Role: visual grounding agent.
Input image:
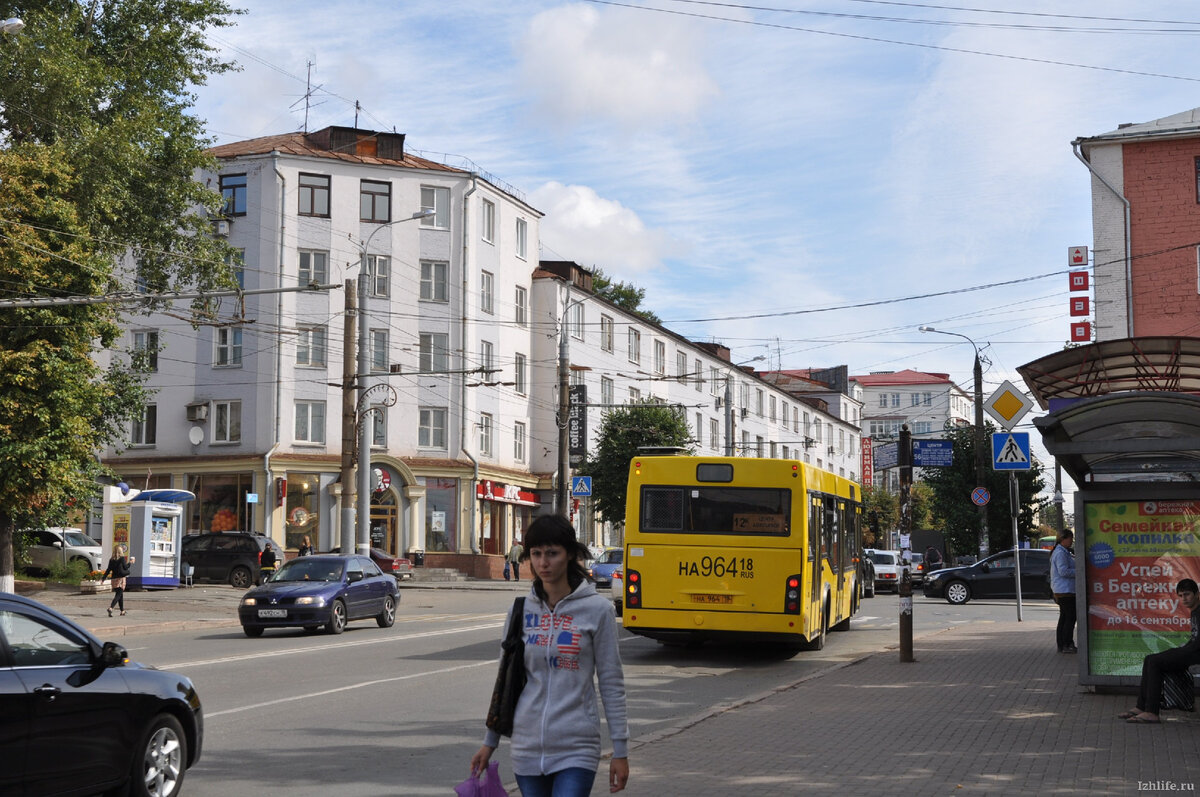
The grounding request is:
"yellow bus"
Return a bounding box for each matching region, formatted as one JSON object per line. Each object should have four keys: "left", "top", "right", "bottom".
{"left": 619, "top": 454, "right": 863, "bottom": 650}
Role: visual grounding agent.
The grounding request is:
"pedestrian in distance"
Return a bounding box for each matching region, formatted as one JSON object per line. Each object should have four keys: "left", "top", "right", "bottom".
{"left": 260, "top": 542, "right": 278, "bottom": 583}
{"left": 1050, "top": 530, "right": 1077, "bottom": 653}
{"left": 101, "top": 544, "right": 133, "bottom": 617}
{"left": 924, "top": 545, "right": 943, "bottom": 574}
{"left": 507, "top": 537, "right": 524, "bottom": 581}
{"left": 1121, "top": 578, "right": 1200, "bottom": 724}
{"left": 297, "top": 535, "right": 313, "bottom": 557}
{"left": 470, "top": 514, "right": 630, "bottom": 795}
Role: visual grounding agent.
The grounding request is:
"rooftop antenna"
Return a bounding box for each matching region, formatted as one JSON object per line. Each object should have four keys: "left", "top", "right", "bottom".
{"left": 355, "top": 100, "right": 361, "bottom": 129}
{"left": 289, "top": 61, "right": 324, "bottom": 134}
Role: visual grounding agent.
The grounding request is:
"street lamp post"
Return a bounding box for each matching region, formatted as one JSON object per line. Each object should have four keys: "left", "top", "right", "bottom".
{"left": 918, "top": 325, "right": 989, "bottom": 559}
{"left": 557, "top": 293, "right": 585, "bottom": 518}
{"left": 353, "top": 209, "right": 435, "bottom": 554}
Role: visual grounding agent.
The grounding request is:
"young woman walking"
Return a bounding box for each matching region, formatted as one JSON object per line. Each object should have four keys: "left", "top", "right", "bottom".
{"left": 470, "top": 514, "right": 630, "bottom": 795}
{"left": 101, "top": 544, "right": 133, "bottom": 617}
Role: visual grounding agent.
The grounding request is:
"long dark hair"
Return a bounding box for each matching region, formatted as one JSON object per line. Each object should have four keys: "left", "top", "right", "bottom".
{"left": 523, "top": 514, "right": 591, "bottom": 602}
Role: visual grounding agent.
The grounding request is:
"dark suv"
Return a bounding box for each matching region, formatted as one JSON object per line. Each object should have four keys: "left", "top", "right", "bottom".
{"left": 181, "top": 531, "right": 276, "bottom": 588}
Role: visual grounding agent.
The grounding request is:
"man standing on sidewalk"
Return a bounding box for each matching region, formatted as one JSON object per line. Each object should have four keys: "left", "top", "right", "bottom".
{"left": 1123, "top": 578, "right": 1200, "bottom": 724}
{"left": 506, "top": 538, "right": 524, "bottom": 581}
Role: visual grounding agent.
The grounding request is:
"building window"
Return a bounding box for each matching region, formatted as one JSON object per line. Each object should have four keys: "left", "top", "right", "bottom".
{"left": 913, "top": 421, "right": 933, "bottom": 434}
{"left": 515, "top": 286, "right": 528, "bottom": 327}
{"left": 756, "top": 436, "right": 765, "bottom": 458}
{"left": 480, "top": 340, "right": 494, "bottom": 376}
{"left": 782, "top": 402, "right": 789, "bottom": 428}
{"left": 770, "top": 396, "right": 777, "bottom": 423}
{"left": 372, "top": 406, "right": 387, "bottom": 448}
{"left": 515, "top": 218, "right": 528, "bottom": 259}
{"left": 514, "top": 353, "right": 527, "bottom": 394}
{"left": 220, "top": 173, "right": 246, "bottom": 215}
{"left": 676, "top": 351, "right": 687, "bottom": 383}
{"left": 214, "top": 328, "right": 242, "bottom": 367}
{"left": 294, "top": 400, "right": 326, "bottom": 444}
{"left": 479, "top": 413, "right": 493, "bottom": 456}
{"left": 298, "top": 173, "right": 330, "bottom": 217}
{"left": 629, "top": 386, "right": 641, "bottom": 404}
{"left": 420, "top": 332, "right": 449, "bottom": 372}
{"left": 710, "top": 418, "right": 719, "bottom": 450}
{"left": 878, "top": 394, "right": 888, "bottom": 408}
{"left": 481, "top": 198, "right": 495, "bottom": 243}
{"left": 710, "top": 367, "right": 721, "bottom": 397}
{"left": 569, "top": 302, "right": 584, "bottom": 340}
{"left": 214, "top": 400, "right": 241, "bottom": 443}
{"left": 419, "top": 408, "right": 448, "bottom": 449}
{"left": 514, "top": 422, "right": 526, "bottom": 462}
{"left": 600, "top": 315, "right": 614, "bottom": 352}
{"left": 371, "top": 329, "right": 389, "bottom": 372}
{"left": 601, "top": 376, "right": 614, "bottom": 407}
{"left": 628, "top": 328, "right": 641, "bottom": 364}
{"left": 133, "top": 330, "right": 159, "bottom": 372}
{"left": 225, "top": 249, "right": 245, "bottom": 289}
{"left": 299, "top": 250, "right": 328, "bottom": 286}
{"left": 756, "top": 389, "right": 764, "bottom": 417}
{"left": 481, "top": 271, "right": 494, "bottom": 314}
{"left": 296, "top": 326, "right": 327, "bottom": 367}
{"left": 360, "top": 179, "right": 391, "bottom": 222}
{"left": 654, "top": 340, "right": 666, "bottom": 375}
{"left": 891, "top": 393, "right": 901, "bottom": 408}
{"left": 367, "top": 255, "right": 389, "bottom": 297}
{"left": 695, "top": 359, "right": 703, "bottom": 392}
{"left": 420, "top": 260, "right": 449, "bottom": 302}
{"left": 421, "top": 186, "right": 450, "bottom": 228}
{"left": 131, "top": 404, "right": 156, "bottom": 446}
{"left": 923, "top": 392, "right": 932, "bottom": 406}
{"left": 911, "top": 393, "right": 921, "bottom": 406}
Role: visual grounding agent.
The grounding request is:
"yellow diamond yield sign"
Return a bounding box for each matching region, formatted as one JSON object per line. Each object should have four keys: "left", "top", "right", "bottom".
{"left": 983, "top": 380, "right": 1034, "bottom": 430}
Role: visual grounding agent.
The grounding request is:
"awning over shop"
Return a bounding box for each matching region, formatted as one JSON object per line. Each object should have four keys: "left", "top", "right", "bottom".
{"left": 1032, "top": 392, "right": 1200, "bottom": 484}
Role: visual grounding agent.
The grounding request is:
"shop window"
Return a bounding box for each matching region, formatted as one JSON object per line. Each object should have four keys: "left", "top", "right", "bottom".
{"left": 187, "top": 472, "right": 253, "bottom": 534}
{"left": 285, "top": 472, "right": 320, "bottom": 551}
{"left": 423, "top": 477, "right": 458, "bottom": 552}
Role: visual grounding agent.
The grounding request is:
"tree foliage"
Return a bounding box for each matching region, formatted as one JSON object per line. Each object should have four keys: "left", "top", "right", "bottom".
{"left": 920, "top": 424, "right": 1046, "bottom": 560}
{"left": 0, "top": 0, "right": 239, "bottom": 589}
{"left": 581, "top": 405, "right": 693, "bottom": 526}
{"left": 591, "top": 267, "right": 662, "bottom": 324}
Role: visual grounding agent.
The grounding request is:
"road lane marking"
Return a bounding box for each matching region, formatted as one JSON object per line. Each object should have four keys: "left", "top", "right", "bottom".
{"left": 159, "top": 620, "right": 504, "bottom": 669}
{"left": 204, "top": 660, "right": 495, "bottom": 719}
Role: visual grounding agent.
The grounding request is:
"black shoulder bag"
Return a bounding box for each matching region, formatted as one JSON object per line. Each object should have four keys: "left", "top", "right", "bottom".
{"left": 485, "top": 597, "right": 527, "bottom": 737}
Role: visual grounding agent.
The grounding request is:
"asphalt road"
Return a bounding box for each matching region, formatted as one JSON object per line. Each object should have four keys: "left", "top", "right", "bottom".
{"left": 115, "top": 590, "right": 1056, "bottom": 796}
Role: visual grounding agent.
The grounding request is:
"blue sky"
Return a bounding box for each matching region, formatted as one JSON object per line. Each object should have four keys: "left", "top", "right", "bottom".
{"left": 194, "top": 1, "right": 1200, "bottom": 499}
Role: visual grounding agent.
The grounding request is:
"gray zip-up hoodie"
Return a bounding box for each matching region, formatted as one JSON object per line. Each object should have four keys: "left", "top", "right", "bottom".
{"left": 483, "top": 580, "right": 629, "bottom": 776}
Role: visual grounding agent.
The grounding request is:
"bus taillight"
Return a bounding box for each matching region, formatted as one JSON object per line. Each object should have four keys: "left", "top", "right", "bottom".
{"left": 625, "top": 570, "right": 641, "bottom": 609}
{"left": 784, "top": 575, "right": 801, "bottom": 614}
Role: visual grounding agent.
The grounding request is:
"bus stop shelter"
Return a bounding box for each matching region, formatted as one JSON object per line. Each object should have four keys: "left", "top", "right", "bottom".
{"left": 1018, "top": 338, "right": 1200, "bottom": 688}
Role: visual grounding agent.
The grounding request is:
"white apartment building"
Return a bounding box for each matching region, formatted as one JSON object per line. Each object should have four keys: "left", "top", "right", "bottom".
{"left": 851, "top": 369, "right": 972, "bottom": 489}
{"left": 102, "top": 127, "right": 865, "bottom": 571}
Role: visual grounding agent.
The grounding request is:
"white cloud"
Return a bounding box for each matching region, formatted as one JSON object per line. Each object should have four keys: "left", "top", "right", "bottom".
{"left": 518, "top": 4, "right": 719, "bottom": 129}
{"left": 531, "top": 181, "right": 677, "bottom": 273}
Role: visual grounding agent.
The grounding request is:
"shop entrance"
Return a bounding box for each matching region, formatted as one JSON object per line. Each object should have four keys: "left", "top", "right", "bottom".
{"left": 371, "top": 489, "right": 399, "bottom": 555}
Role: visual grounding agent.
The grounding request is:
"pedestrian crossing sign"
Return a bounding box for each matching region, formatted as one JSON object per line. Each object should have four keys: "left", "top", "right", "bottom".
{"left": 571, "top": 476, "right": 593, "bottom": 497}
{"left": 991, "top": 432, "right": 1031, "bottom": 471}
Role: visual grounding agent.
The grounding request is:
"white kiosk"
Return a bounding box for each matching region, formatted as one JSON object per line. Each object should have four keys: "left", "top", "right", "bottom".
{"left": 105, "top": 488, "right": 196, "bottom": 590}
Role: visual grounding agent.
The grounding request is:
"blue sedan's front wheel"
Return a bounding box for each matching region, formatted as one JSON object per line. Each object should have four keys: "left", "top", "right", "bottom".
{"left": 377, "top": 595, "right": 396, "bottom": 628}
{"left": 326, "top": 599, "right": 347, "bottom": 635}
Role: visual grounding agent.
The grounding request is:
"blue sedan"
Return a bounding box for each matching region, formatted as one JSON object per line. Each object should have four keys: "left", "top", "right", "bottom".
{"left": 588, "top": 548, "right": 623, "bottom": 589}
{"left": 238, "top": 554, "right": 399, "bottom": 637}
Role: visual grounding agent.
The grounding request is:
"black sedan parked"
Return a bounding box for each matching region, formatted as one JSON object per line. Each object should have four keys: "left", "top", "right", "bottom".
{"left": 238, "top": 553, "right": 400, "bottom": 636}
{"left": 0, "top": 592, "right": 203, "bottom": 797}
{"left": 923, "top": 548, "right": 1052, "bottom": 605}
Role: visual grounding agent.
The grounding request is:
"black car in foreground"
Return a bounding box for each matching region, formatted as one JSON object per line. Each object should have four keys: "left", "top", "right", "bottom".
{"left": 923, "top": 548, "right": 1052, "bottom": 605}
{"left": 0, "top": 592, "right": 203, "bottom": 797}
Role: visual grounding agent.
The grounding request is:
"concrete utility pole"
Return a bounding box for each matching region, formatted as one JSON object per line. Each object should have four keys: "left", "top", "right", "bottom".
{"left": 898, "top": 423, "right": 914, "bottom": 662}
{"left": 339, "top": 278, "right": 357, "bottom": 555}
{"left": 557, "top": 293, "right": 583, "bottom": 517}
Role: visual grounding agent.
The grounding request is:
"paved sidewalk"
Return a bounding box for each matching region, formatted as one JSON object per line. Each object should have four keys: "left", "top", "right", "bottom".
{"left": 619, "top": 619, "right": 1199, "bottom": 797}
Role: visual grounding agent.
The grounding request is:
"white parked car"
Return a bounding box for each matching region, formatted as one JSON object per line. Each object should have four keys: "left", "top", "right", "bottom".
{"left": 23, "top": 528, "right": 104, "bottom": 573}
{"left": 611, "top": 568, "right": 624, "bottom": 617}
{"left": 865, "top": 549, "right": 903, "bottom": 594}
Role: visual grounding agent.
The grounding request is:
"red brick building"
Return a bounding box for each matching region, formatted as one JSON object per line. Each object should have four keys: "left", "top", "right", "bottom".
{"left": 1074, "top": 108, "right": 1200, "bottom": 341}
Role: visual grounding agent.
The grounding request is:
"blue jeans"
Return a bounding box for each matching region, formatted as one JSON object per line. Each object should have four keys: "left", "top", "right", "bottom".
{"left": 515, "top": 768, "right": 596, "bottom": 797}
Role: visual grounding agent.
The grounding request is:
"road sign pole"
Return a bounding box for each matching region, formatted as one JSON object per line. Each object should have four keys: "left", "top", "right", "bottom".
{"left": 899, "top": 424, "right": 914, "bottom": 663}
{"left": 1010, "top": 473, "right": 1023, "bottom": 622}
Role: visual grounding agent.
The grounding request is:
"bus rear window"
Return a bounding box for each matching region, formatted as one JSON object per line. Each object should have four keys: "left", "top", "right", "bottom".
{"left": 640, "top": 486, "right": 790, "bottom": 536}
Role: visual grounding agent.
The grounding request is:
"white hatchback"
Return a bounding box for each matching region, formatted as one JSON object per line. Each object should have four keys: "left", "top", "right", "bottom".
{"left": 865, "top": 548, "right": 904, "bottom": 594}
{"left": 611, "top": 568, "right": 624, "bottom": 617}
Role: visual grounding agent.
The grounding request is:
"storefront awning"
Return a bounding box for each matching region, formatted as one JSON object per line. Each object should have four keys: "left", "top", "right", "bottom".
{"left": 127, "top": 489, "right": 197, "bottom": 504}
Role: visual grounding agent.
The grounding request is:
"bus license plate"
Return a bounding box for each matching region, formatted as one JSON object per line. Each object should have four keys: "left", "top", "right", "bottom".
{"left": 257, "top": 609, "right": 287, "bottom": 618}
{"left": 691, "top": 594, "right": 732, "bottom": 604}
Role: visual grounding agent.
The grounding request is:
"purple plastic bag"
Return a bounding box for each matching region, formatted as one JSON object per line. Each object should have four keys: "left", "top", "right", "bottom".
{"left": 454, "top": 761, "right": 509, "bottom": 797}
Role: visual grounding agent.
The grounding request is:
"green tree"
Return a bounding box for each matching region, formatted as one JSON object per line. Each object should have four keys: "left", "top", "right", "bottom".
{"left": 920, "top": 424, "right": 1046, "bottom": 559}
{"left": 591, "top": 267, "right": 662, "bottom": 324}
{"left": 0, "top": 0, "right": 238, "bottom": 591}
{"left": 581, "top": 405, "right": 693, "bottom": 528}
{"left": 862, "top": 485, "right": 897, "bottom": 547}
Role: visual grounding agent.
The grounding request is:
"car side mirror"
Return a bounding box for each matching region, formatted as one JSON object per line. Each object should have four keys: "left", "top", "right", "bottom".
{"left": 101, "top": 641, "right": 127, "bottom": 667}
{"left": 53, "top": 541, "right": 63, "bottom": 549}
{"left": 348, "top": 571, "right": 363, "bottom": 583}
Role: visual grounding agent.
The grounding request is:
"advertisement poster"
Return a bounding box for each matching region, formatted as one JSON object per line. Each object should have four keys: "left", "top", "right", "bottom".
{"left": 1084, "top": 500, "right": 1200, "bottom": 676}
{"left": 113, "top": 509, "right": 130, "bottom": 547}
